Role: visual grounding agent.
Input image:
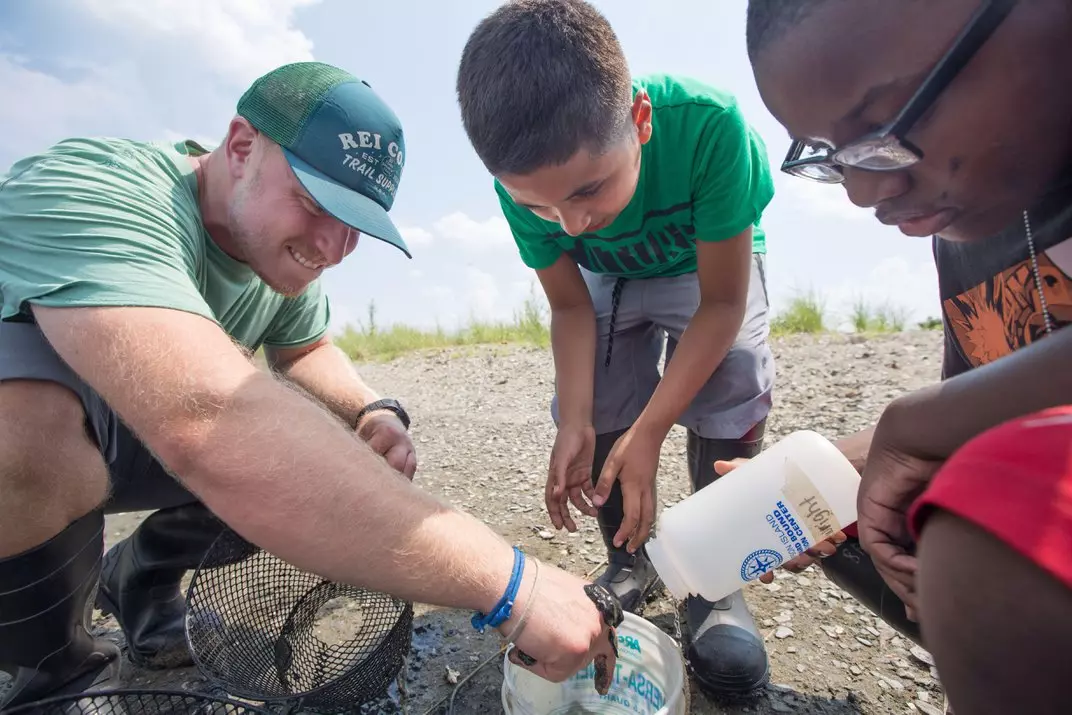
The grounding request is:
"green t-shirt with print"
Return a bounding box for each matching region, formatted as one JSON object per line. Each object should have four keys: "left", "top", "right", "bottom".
{"left": 0, "top": 136, "right": 329, "bottom": 350}
{"left": 497, "top": 74, "right": 775, "bottom": 279}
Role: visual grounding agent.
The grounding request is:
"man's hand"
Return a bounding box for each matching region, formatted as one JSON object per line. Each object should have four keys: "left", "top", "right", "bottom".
{"left": 357, "top": 411, "right": 417, "bottom": 479}
{"left": 592, "top": 426, "right": 663, "bottom": 552}
{"left": 502, "top": 565, "right": 619, "bottom": 688}
{"left": 546, "top": 423, "right": 597, "bottom": 532}
{"left": 856, "top": 415, "right": 942, "bottom": 620}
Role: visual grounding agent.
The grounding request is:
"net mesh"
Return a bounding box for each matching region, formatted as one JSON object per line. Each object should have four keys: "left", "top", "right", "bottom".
{"left": 1, "top": 689, "right": 270, "bottom": 714}
{"left": 236, "top": 62, "right": 356, "bottom": 147}
{"left": 185, "top": 528, "right": 412, "bottom": 713}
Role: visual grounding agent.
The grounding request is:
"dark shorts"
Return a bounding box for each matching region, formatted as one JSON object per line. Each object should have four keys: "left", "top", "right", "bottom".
{"left": 0, "top": 319, "right": 198, "bottom": 514}
{"left": 908, "top": 405, "right": 1072, "bottom": 592}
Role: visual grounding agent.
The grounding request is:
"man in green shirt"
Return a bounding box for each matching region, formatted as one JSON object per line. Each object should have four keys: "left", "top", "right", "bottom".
{"left": 0, "top": 61, "right": 617, "bottom": 707}
{"left": 457, "top": 0, "right": 777, "bottom": 699}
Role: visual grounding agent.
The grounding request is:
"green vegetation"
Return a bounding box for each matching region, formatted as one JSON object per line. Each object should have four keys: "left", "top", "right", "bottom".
{"left": 849, "top": 298, "right": 910, "bottom": 334}
{"left": 330, "top": 287, "right": 935, "bottom": 362}
{"left": 770, "top": 290, "right": 827, "bottom": 336}
{"left": 334, "top": 293, "right": 550, "bottom": 362}
{"left": 917, "top": 316, "right": 943, "bottom": 330}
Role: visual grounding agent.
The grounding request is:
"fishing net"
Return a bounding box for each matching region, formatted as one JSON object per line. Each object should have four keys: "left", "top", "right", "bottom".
{"left": 0, "top": 689, "right": 271, "bottom": 714}
{"left": 184, "top": 528, "right": 413, "bottom": 713}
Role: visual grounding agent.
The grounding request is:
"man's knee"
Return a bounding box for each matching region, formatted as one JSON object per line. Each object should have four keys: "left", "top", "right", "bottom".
{"left": 0, "top": 379, "right": 109, "bottom": 505}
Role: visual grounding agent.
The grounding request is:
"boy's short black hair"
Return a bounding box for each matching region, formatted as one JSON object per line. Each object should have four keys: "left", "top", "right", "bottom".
{"left": 456, "top": 0, "right": 634, "bottom": 177}
{"left": 745, "top": 0, "right": 835, "bottom": 61}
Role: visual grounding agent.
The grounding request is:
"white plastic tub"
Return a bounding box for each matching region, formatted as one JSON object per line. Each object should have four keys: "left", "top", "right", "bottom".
{"left": 501, "top": 612, "right": 687, "bottom": 714}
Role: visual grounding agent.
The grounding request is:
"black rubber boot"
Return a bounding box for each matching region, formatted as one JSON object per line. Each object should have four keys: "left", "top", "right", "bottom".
{"left": 819, "top": 535, "right": 922, "bottom": 645}
{"left": 590, "top": 429, "right": 662, "bottom": 614}
{"left": 682, "top": 424, "right": 770, "bottom": 700}
{"left": 95, "top": 502, "right": 226, "bottom": 670}
{"left": 0, "top": 511, "right": 122, "bottom": 709}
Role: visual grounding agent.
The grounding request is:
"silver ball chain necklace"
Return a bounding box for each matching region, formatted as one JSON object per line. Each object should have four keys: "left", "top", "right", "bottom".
{"left": 1022, "top": 209, "right": 1055, "bottom": 336}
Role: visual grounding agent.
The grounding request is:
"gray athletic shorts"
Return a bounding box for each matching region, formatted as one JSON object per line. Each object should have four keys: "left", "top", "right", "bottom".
{"left": 0, "top": 319, "right": 199, "bottom": 514}
{"left": 550, "top": 254, "right": 775, "bottom": 440}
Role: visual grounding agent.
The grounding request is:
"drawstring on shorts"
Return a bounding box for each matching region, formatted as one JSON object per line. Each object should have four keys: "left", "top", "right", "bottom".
{"left": 604, "top": 277, "right": 626, "bottom": 368}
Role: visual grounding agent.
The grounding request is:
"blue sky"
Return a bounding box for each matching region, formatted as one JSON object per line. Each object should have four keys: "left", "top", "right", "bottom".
{"left": 0, "top": 0, "right": 941, "bottom": 332}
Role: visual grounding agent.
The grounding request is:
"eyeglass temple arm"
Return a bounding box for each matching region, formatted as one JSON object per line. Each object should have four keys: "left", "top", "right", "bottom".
{"left": 891, "top": 0, "right": 1018, "bottom": 134}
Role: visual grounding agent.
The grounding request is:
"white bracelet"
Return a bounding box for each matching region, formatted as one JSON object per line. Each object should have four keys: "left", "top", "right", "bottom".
{"left": 503, "top": 557, "right": 541, "bottom": 647}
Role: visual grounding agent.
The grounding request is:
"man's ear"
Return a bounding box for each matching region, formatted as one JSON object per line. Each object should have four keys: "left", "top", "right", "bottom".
{"left": 631, "top": 91, "right": 653, "bottom": 145}
{"left": 223, "top": 117, "right": 261, "bottom": 179}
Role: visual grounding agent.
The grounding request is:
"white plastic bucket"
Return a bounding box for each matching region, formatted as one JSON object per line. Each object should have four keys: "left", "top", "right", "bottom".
{"left": 501, "top": 612, "right": 687, "bottom": 715}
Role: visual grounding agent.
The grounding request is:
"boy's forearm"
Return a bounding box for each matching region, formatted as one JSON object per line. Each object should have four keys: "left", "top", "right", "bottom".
{"left": 550, "top": 304, "right": 597, "bottom": 428}
{"left": 882, "top": 326, "right": 1072, "bottom": 460}
{"left": 635, "top": 299, "right": 743, "bottom": 437}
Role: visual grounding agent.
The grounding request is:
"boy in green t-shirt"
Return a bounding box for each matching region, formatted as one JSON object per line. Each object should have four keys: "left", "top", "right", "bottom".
{"left": 457, "top": 0, "right": 777, "bottom": 699}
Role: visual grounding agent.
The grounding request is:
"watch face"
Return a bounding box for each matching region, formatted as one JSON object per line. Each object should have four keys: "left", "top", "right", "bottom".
{"left": 376, "top": 399, "right": 409, "bottom": 428}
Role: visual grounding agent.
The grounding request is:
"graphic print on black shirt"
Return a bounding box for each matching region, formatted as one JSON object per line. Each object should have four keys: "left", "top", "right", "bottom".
{"left": 934, "top": 191, "right": 1072, "bottom": 379}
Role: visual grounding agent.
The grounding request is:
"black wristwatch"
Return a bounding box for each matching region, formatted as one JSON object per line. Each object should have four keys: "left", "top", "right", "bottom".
{"left": 353, "top": 398, "right": 411, "bottom": 431}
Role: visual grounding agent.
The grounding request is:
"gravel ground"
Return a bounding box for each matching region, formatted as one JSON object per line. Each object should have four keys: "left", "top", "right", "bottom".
{"left": 93, "top": 330, "right": 948, "bottom": 714}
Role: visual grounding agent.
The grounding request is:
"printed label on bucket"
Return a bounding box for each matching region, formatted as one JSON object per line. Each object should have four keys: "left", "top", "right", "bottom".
{"left": 503, "top": 612, "right": 684, "bottom": 715}
{"left": 565, "top": 662, "right": 667, "bottom": 714}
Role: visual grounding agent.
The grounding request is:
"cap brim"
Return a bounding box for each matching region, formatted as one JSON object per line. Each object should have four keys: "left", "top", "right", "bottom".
{"left": 282, "top": 148, "right": 411, "bottom": 259}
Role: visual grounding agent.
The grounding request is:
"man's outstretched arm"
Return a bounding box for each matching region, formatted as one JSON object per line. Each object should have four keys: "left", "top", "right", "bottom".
{"left": 35, "top": 304, "right": 495, "bottom": 605}
{"left": 33, "top": 303, "right": 619, "bottom": 684}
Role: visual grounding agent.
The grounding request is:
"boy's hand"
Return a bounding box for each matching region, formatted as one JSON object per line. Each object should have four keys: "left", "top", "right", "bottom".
{"left": 547, "top": 423, "right": 598, "bottom": 532}
{"left": 593, "top": 426, "right": 663, "bottom": 552}
{"left": 714, "top": 457, "right": 847, "bottom": 583}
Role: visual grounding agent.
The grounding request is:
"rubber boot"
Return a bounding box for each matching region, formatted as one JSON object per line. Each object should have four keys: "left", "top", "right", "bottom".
{"left": 819, "top": 535, "right": 922, "bottom": 645}
{"left": 0, "top": 511, "right": 122, "bottom": 709}
{"left": 590, "top": 429, "right": 662, "bottom": 614}
{"left": 95, "top": 502, "right": 226, "bottom": 670}
{"left": 682, "top": 426, "right": 770, "bottom": 700}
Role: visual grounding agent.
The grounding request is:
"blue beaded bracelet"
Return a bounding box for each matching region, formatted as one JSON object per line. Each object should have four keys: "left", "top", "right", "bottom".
{"left": 471, "top": 546, "right": 525, "bottom": 633}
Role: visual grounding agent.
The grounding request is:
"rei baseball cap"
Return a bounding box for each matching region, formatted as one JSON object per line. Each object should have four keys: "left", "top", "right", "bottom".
{"left": 237, "top": 62, "right": 410, "bottom": 258}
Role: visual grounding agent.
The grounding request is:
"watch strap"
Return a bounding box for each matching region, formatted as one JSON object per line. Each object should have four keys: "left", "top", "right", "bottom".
{"left": 353, "top": 398, "right": 410, "bottom": 430}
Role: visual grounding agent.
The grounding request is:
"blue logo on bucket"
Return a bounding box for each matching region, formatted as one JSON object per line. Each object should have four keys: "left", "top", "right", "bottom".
{"left": 740, "top": 549, "right": 783, "bottom": 581}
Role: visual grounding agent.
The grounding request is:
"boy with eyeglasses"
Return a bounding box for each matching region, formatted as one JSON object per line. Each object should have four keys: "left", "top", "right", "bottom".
{"left": 745, "top": 0, "right": 1072, "bottom": 712}
{"left": 456, "top": 0, "right": 781, "bottom": 700}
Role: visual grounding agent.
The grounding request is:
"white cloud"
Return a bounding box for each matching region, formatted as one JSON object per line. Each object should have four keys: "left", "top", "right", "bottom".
{"left": 399, "top": 226, "right": 434, "bottom": 247}
{"left": 432, "top": 211, "right": 514, "bottom": 251}
{"left": 776, "top": 173, "right": 874, "bottom": 223}
{"left": 0, "top": 55, "right": 141, "bottom": 162}
{"left": 421, "top": 284, "right": 455, "bottom": 302}
{"left": 78, "top": 0, "right": 320, "bottom": 87}
{"left": 464, "top": 267, "right": 502, "bottom": 320}
{"left": 0, "top": 1, "right": 321, "bottom": 168}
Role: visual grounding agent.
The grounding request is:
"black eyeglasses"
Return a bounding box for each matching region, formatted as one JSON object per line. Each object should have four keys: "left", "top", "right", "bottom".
{"left": 781, "top": 0, "right": 1018, "bottom": 184}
